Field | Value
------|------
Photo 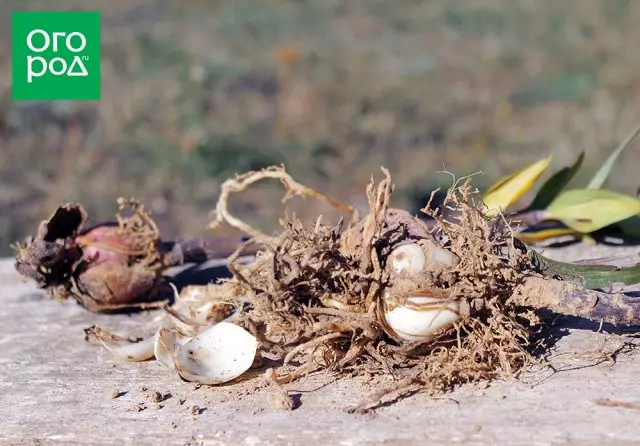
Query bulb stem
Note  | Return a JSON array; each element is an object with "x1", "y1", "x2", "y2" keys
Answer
[
  {"x1": 513, "y1": 276, "x2": 640, "y2": 325},
  {"x1": 160, "y1": 235, "x2": 258, "y2": 267}
]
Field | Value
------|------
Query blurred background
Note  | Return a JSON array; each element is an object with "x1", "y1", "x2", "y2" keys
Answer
[{"x1": 1, "y1": 0, "x2": 640, "y2": 255}]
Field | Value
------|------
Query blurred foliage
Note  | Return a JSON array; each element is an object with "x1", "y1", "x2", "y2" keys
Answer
[
  {"x1": 2, "y1": 0, "x2": 640, "y2": 254},
  {"x1": 587, "y1": 123, "x2": 640, "y2": 189}
]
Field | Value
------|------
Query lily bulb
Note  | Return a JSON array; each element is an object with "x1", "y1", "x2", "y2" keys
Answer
[
  {"x1": 384, "y1": 293, "x2": 460, "y2": 342},
  {"x1": 383, "y1": 241, "x2": 461, "y2": 343}
]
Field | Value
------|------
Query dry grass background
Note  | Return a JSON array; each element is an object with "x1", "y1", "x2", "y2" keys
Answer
[{"x1": 1, "y1": 0, "x2": 640, "y2": 255}]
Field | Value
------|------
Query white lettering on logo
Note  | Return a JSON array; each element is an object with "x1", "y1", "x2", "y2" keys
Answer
[
  {"x1": 25, "y1": 30, "x2": 90, "y2": 82},
  {"x1": 26, "y1": 29, "x2": 49, "y2": 52}
]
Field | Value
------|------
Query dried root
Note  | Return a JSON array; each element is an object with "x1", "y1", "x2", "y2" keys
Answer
[{"x1": 208, "y1": 164, "x2": 359, "y2": 241}]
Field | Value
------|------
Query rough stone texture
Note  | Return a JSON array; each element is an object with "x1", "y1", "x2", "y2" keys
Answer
[{"x1": 1, "y1": 244, "x2": 640, "y2": 446}]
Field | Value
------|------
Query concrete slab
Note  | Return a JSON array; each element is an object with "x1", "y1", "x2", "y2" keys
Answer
[{"x1": 1, "y1": 244, "x2": 640, "y2": 445}]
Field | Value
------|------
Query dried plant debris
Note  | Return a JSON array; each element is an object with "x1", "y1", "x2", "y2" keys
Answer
[
  {"x1": 14, "y1": 198, "x2": 252, "y2": 312},
  {"x1": 81, "y1": 166, "x2": 640, "y2": 409}
]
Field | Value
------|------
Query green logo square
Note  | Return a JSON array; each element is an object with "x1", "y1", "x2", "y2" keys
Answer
[{"x1": 12, "y1": 11, "x2": 101, "y2": 101}]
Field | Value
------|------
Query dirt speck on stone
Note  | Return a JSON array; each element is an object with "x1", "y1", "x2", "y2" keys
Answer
[
  {"x1": 183, "y1": 436, "x2": 204, "y2": 446},
  {"x1": 150, "y1": 390, "x2": 171, "y2": 403},
  {"x1": 132, "y1": 403, "x2": 147, "y2": 412},
  {"x1": 267, "y1": 388, "x2": 297, "y2": 411},
  {"x1": 109, "y1": 388, "x2": 125, "y2": 399},
  {"x1": 191, "y1": 405, "x2": 205, "y2": 418}
]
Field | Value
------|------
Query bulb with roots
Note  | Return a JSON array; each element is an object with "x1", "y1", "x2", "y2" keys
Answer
[
  {"x1": 382, "y1": 240, "x2": 461, "y2": 343},
  {"x1": 13, "y1": 201, "x2": 255, "y2": 312}
]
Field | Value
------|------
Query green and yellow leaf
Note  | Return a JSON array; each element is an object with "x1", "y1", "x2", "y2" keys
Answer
[{"x1": 544, "y1": 189, "x2": 640, "y2": 233}]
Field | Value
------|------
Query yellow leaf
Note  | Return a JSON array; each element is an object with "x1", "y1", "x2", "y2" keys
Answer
[
  {"x1": 545, "y1": 189, "x2": 640, "y2": 233},
  {"x1": 482, "y1": 154, "x2": 553, "y2": 217}
]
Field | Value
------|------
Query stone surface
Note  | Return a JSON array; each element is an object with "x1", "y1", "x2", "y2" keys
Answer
[{"x1": 1, "y1": 244, "x2": 640, "y2": 445}]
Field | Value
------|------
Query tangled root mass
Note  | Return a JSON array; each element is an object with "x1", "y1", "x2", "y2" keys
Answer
[{"x1": 203, "y1": 166, "x2": 544, "y2": 403}]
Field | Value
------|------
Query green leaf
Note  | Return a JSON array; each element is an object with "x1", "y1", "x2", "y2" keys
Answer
[
  {"x1": 525, "y1": 151, "x2": 584, "y2": 211},
  {"x1": 545, "y1": 189, "x2": 640, "y2": 233},
  {"x1": 587, "y1": 122, "x2": 640, "y2": 189},
  {"x1": 616, "y1": 215, "x2": 640, "y2": 238},
  {"x1": 482, "y1": 154, "x2": 552, "y2": 217}
]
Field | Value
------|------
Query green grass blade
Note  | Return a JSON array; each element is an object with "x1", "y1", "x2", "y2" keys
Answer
[{"x1": 587, "y1": 122, "x2": 640, "y2": 189}]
